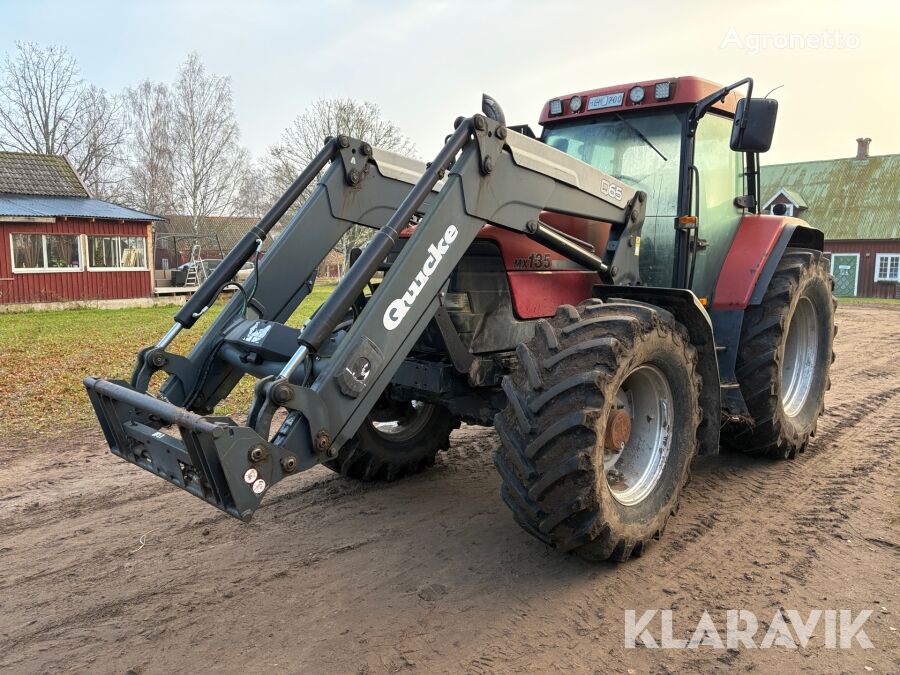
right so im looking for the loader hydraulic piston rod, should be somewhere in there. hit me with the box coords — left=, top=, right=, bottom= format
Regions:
left=278, top=345, right=310, bottom=380
left=172, top=137, right=342, bottom=331
left=295, top=118, right=474, bottom=354
left=155, top=323, right=184, bottom=350
left=526, top=219, right=612, bottom=280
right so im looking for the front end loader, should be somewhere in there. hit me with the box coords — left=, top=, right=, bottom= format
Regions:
left=86, top=77, right=835, bottom=561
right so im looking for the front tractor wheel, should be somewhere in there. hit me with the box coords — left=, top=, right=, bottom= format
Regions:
left=494, top=300, right=701, bottom=562
left=723, top=248, right=836, bottom=459
left=325, top=400, right=460, bottom=481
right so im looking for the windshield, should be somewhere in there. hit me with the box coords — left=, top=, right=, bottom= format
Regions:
left=542, top=111, right=684, bottom=286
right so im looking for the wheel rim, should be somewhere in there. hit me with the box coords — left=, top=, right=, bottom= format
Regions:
left=781, top=296, right=819, bottom=418
left=604, top=365, right=673, bottom=506
left=369, top=400, right=433, bottom=442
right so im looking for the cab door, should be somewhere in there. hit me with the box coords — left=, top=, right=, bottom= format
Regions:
left=689, top=113, right=744, bottom=300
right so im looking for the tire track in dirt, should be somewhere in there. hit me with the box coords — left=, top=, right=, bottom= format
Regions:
left=453, top=311, right=900, bottom=672
left=0, top=533, right=387, bottom=665
left=641, top=383, right=900, bottom=574
left=0, top=430, right=497, bottom=671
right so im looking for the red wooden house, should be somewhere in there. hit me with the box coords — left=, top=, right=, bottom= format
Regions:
left=0, top=152, right=162, bottom=305
left=761, top=139, right=900, bottom=299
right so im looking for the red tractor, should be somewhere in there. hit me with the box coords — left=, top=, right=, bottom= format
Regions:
left=86, top=76, right=835, bottom=561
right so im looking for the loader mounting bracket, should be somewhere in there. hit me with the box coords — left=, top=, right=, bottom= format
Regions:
left=337, top=136, right=375, bottom=187
left=473, top=114, right=507, bottom=175
left=247, top=374, right=331, bottom=449
left=131, top=345, right=198, bottom=401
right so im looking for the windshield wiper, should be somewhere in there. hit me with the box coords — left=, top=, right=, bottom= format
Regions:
left=614, top=113, right=668, bottom=162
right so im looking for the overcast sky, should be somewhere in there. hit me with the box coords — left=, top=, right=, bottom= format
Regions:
left=1, top=0, right=896, bottom=165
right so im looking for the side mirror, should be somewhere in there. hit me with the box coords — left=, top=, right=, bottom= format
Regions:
left=730, top=98, right=778, bottom=152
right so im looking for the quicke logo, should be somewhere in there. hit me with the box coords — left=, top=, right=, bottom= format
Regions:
left=383, top=224, right=458, bottom=330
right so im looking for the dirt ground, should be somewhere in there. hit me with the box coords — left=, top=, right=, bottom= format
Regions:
left=1, top=304, right=898, bottom=674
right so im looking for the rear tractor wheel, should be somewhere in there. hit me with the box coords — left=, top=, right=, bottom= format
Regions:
left=723, top=248, right=836, bottom=459
left=494, top=299, right=702, bottom=562
left=325, top=399, right=460, bottom=481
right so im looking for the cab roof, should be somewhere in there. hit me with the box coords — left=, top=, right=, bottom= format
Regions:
left=539, top=76, right=741, bottom=125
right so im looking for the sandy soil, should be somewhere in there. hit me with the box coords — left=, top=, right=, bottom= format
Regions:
left=1, top=304, right=898, bottom=674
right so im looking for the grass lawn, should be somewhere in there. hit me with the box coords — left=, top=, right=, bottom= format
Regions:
left=0, top=285, right=333, bottom=440
left=836, top=296, right=900, bottom=305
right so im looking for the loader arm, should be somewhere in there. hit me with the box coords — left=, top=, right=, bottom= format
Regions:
left=85, top=114, right=645, bottom=522
left=154, top=139, right=444, bottom=411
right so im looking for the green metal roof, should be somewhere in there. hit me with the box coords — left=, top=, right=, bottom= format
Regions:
left=761, top=153, right=900, bottom=240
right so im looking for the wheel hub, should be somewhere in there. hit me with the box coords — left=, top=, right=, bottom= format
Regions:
left=369, top=400, right=432, bottom=441
left=603, top=364, right=673, bottom=506
left=604, top=409, right=632, bottom=450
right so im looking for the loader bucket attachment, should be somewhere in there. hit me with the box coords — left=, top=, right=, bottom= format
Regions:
left=85, top=377, right=280, bottom=521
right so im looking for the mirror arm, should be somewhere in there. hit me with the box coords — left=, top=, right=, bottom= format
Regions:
left=687, top=77, right=754, bottom=136
left=745, top=151, right=761, bottom=215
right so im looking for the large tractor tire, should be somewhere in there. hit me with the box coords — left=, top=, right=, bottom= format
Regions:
left=325, top=400, right=460, bottom=481
left=494, top=299, right=702, bottom=562
left=722, top=248, right=835, bottom=459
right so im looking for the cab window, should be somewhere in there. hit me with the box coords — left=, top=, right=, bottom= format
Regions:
left=543, top=111, right=683, bottom=287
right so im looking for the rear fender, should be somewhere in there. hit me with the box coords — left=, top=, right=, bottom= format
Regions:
left=748, top=221, right=824, bottom=306
left=708, top=215, right=824, bottom=418
left=593, top=286, right=721, bottom=456
left=711, top=214, right=824, bottom=310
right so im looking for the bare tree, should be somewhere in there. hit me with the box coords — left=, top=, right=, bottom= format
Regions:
left=235, top=159, right=270, bottom=218
left=0, top=42, right=84, bottom=155
left=171, top=53, right=248, bottom=232
left=0, top=42, right=123, bottom=197
left=267, top=98, right=416, bottom=276
left=68, top=85, right=125, bottom=200
left=121, top=80, right=175, bottom=215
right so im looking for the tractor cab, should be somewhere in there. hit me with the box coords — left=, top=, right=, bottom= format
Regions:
left=538, top=76, right=777, bottom=301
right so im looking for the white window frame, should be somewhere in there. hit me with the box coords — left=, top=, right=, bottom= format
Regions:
left=762, top=188, right=801, bottom=216
left=874, top=253, right=900, bottom=282
left=9, top=232, right=84, bottom=273
left=770, top=202, right=794, bottom=217
left=85, top=234, right=149, bottom=272
left=829, top=252, right=859, bottom=296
